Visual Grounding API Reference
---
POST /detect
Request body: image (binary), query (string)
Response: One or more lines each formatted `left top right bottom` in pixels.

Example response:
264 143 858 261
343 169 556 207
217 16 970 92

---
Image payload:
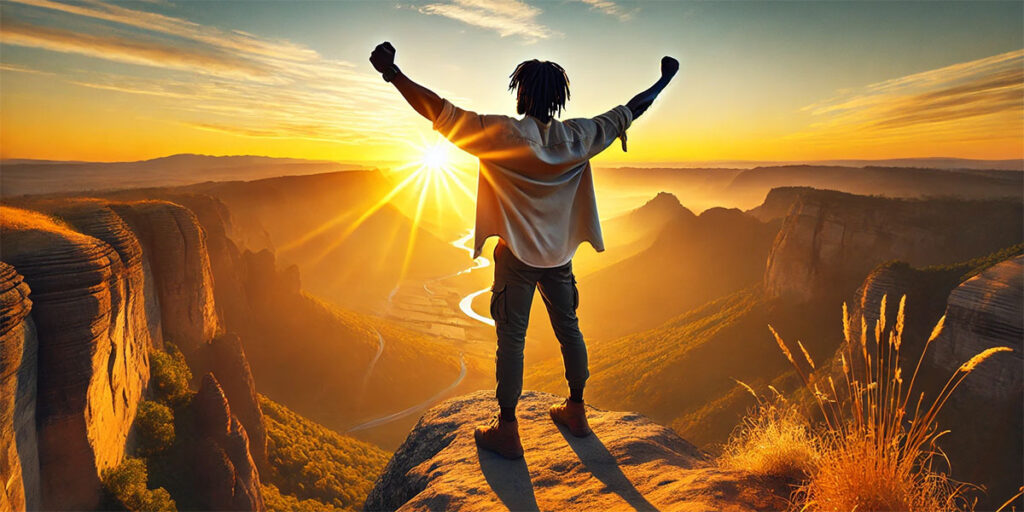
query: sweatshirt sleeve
432 99 498 157
566 105 634 159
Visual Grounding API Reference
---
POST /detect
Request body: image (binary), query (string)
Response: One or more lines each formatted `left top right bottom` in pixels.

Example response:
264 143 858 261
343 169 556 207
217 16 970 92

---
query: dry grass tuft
725 296 1015 511
721 389 819 481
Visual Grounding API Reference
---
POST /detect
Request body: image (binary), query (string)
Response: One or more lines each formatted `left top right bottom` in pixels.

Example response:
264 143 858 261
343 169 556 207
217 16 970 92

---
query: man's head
508 60 570 123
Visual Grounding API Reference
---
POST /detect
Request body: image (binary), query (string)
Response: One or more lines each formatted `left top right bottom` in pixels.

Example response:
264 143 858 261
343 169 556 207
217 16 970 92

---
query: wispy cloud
790 49 1024 146
417 0 559 42
575 0 634 21
0 0 422 147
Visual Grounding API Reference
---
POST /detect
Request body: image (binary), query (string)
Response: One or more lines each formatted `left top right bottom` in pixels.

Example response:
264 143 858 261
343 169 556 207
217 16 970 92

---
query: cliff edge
364 390 791 511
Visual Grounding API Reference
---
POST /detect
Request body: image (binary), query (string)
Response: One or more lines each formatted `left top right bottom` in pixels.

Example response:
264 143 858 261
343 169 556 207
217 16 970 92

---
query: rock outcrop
365 390 791 511
0 206 151 510
111 200 220 354
929 256 1023 503
0 263 39 512
764 190 1023 302
183 374 265 512
201 333 268 471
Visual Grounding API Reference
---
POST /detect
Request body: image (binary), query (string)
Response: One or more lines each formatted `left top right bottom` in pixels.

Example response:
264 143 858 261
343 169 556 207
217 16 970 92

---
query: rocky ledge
365 390 790 512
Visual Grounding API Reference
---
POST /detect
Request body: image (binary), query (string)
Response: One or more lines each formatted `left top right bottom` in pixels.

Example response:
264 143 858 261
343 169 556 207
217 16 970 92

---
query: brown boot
550 399 592 437
474 415 524 459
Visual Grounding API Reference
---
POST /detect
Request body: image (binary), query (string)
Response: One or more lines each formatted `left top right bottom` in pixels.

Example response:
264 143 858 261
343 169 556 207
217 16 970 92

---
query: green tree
101 458 176 512
134 401 174 456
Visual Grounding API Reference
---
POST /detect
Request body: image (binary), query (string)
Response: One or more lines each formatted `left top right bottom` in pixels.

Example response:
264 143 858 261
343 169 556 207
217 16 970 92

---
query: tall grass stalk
767 295 1013 511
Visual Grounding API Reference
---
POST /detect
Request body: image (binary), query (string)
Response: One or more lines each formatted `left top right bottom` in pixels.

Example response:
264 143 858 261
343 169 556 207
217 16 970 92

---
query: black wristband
382 65 400 82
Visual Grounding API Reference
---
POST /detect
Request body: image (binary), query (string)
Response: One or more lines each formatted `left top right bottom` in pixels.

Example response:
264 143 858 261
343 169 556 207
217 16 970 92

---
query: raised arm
369 41 443 122
626 56 679 119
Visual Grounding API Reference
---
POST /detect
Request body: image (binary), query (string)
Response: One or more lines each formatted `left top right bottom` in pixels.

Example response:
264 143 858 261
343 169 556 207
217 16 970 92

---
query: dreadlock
508 60 570 123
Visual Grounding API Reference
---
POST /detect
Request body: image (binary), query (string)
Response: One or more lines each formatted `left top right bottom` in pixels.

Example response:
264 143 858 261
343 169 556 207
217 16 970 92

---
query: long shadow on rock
476 444 540 512
556 424 660 512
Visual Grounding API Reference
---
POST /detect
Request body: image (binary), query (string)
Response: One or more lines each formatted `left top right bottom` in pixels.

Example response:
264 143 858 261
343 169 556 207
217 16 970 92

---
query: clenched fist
661 56 679 80
370 42 396 73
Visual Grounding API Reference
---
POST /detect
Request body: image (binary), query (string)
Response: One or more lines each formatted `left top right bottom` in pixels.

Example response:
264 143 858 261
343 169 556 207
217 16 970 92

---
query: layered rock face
765 190 1023 301
365 390 791 512
184 374 265 512
111 201 220 354
201 333 268 471
931 256 1023 397
0 263 39 512
929 256 1023 503
0 206 151 510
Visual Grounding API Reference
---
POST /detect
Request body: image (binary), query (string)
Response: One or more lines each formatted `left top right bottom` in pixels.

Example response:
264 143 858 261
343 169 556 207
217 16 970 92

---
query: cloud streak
0 0 423 148
417 0 558 42
575 0 634 21
790 49 1024 146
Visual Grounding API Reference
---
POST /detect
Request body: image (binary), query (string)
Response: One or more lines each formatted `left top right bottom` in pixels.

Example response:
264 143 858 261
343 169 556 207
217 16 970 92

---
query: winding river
346 230 491 433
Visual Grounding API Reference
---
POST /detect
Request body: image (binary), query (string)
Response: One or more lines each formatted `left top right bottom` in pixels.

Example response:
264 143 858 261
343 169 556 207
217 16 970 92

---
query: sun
420 141 450 172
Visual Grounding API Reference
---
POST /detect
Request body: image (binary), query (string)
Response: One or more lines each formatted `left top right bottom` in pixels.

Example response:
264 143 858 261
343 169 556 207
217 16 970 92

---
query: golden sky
1 0 1022 164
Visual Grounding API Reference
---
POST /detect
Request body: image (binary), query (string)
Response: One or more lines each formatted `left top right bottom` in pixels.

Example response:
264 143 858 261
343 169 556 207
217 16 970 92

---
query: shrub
101 458 176 512
133 401 174 456
761 296 1012 511
150 343 192 407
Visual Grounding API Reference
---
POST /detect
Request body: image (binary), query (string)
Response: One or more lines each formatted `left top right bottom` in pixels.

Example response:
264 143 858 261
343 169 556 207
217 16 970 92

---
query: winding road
346 352 467 433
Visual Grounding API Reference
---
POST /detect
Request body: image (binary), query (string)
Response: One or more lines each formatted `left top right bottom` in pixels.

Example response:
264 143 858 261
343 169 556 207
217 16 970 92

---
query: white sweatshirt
432 99 633 268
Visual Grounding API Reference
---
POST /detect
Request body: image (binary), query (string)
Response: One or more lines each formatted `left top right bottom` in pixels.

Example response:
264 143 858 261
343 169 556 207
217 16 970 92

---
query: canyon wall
0 263 38 512
0 199 262 510
765 190 1023 302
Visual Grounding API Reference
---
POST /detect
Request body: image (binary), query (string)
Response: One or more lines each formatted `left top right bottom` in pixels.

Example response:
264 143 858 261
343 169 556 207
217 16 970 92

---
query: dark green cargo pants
490 240 589 410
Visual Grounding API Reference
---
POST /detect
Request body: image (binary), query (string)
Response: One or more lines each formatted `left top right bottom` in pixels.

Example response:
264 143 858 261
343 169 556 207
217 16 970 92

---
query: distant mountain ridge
0 154 366 197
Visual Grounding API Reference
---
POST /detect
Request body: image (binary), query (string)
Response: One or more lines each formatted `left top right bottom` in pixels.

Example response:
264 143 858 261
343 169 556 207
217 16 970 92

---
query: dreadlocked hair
508 60 570 123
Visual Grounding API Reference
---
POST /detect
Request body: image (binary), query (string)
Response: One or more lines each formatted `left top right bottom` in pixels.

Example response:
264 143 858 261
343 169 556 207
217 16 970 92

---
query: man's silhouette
371 42 677 459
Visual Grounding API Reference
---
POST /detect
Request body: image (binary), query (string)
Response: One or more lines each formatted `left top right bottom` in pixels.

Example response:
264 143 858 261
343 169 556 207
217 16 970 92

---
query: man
370 41 677 459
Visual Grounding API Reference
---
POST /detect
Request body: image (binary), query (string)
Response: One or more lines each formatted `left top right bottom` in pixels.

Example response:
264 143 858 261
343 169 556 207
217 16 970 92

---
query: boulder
365 390 790 511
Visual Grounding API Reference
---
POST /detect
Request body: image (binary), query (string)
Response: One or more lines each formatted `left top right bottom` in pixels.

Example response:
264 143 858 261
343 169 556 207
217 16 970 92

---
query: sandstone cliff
0 206 153 510
364 390 791 511
929 256 1023 504
110 200 220 354
764 190 1023 302
0 262 38 512
0 200 264 510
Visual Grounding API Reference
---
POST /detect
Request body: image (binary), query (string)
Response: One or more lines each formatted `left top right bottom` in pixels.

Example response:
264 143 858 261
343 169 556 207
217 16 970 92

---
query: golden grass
721 387 820 481
725 296 1015 511
0 205 75 234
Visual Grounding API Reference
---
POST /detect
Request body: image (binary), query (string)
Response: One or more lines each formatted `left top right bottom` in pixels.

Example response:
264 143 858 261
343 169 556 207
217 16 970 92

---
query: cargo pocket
490 284 507 324
571 276 579 310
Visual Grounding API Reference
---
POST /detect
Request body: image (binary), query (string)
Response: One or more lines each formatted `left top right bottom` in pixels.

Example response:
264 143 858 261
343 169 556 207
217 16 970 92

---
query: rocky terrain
764 190 1022 301
365 390 791 512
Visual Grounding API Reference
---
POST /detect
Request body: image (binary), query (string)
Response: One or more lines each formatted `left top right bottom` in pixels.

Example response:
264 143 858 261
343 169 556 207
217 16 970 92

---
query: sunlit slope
572 192 695 278
576 204 780 339
182 170 467 310
258 395 389 511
